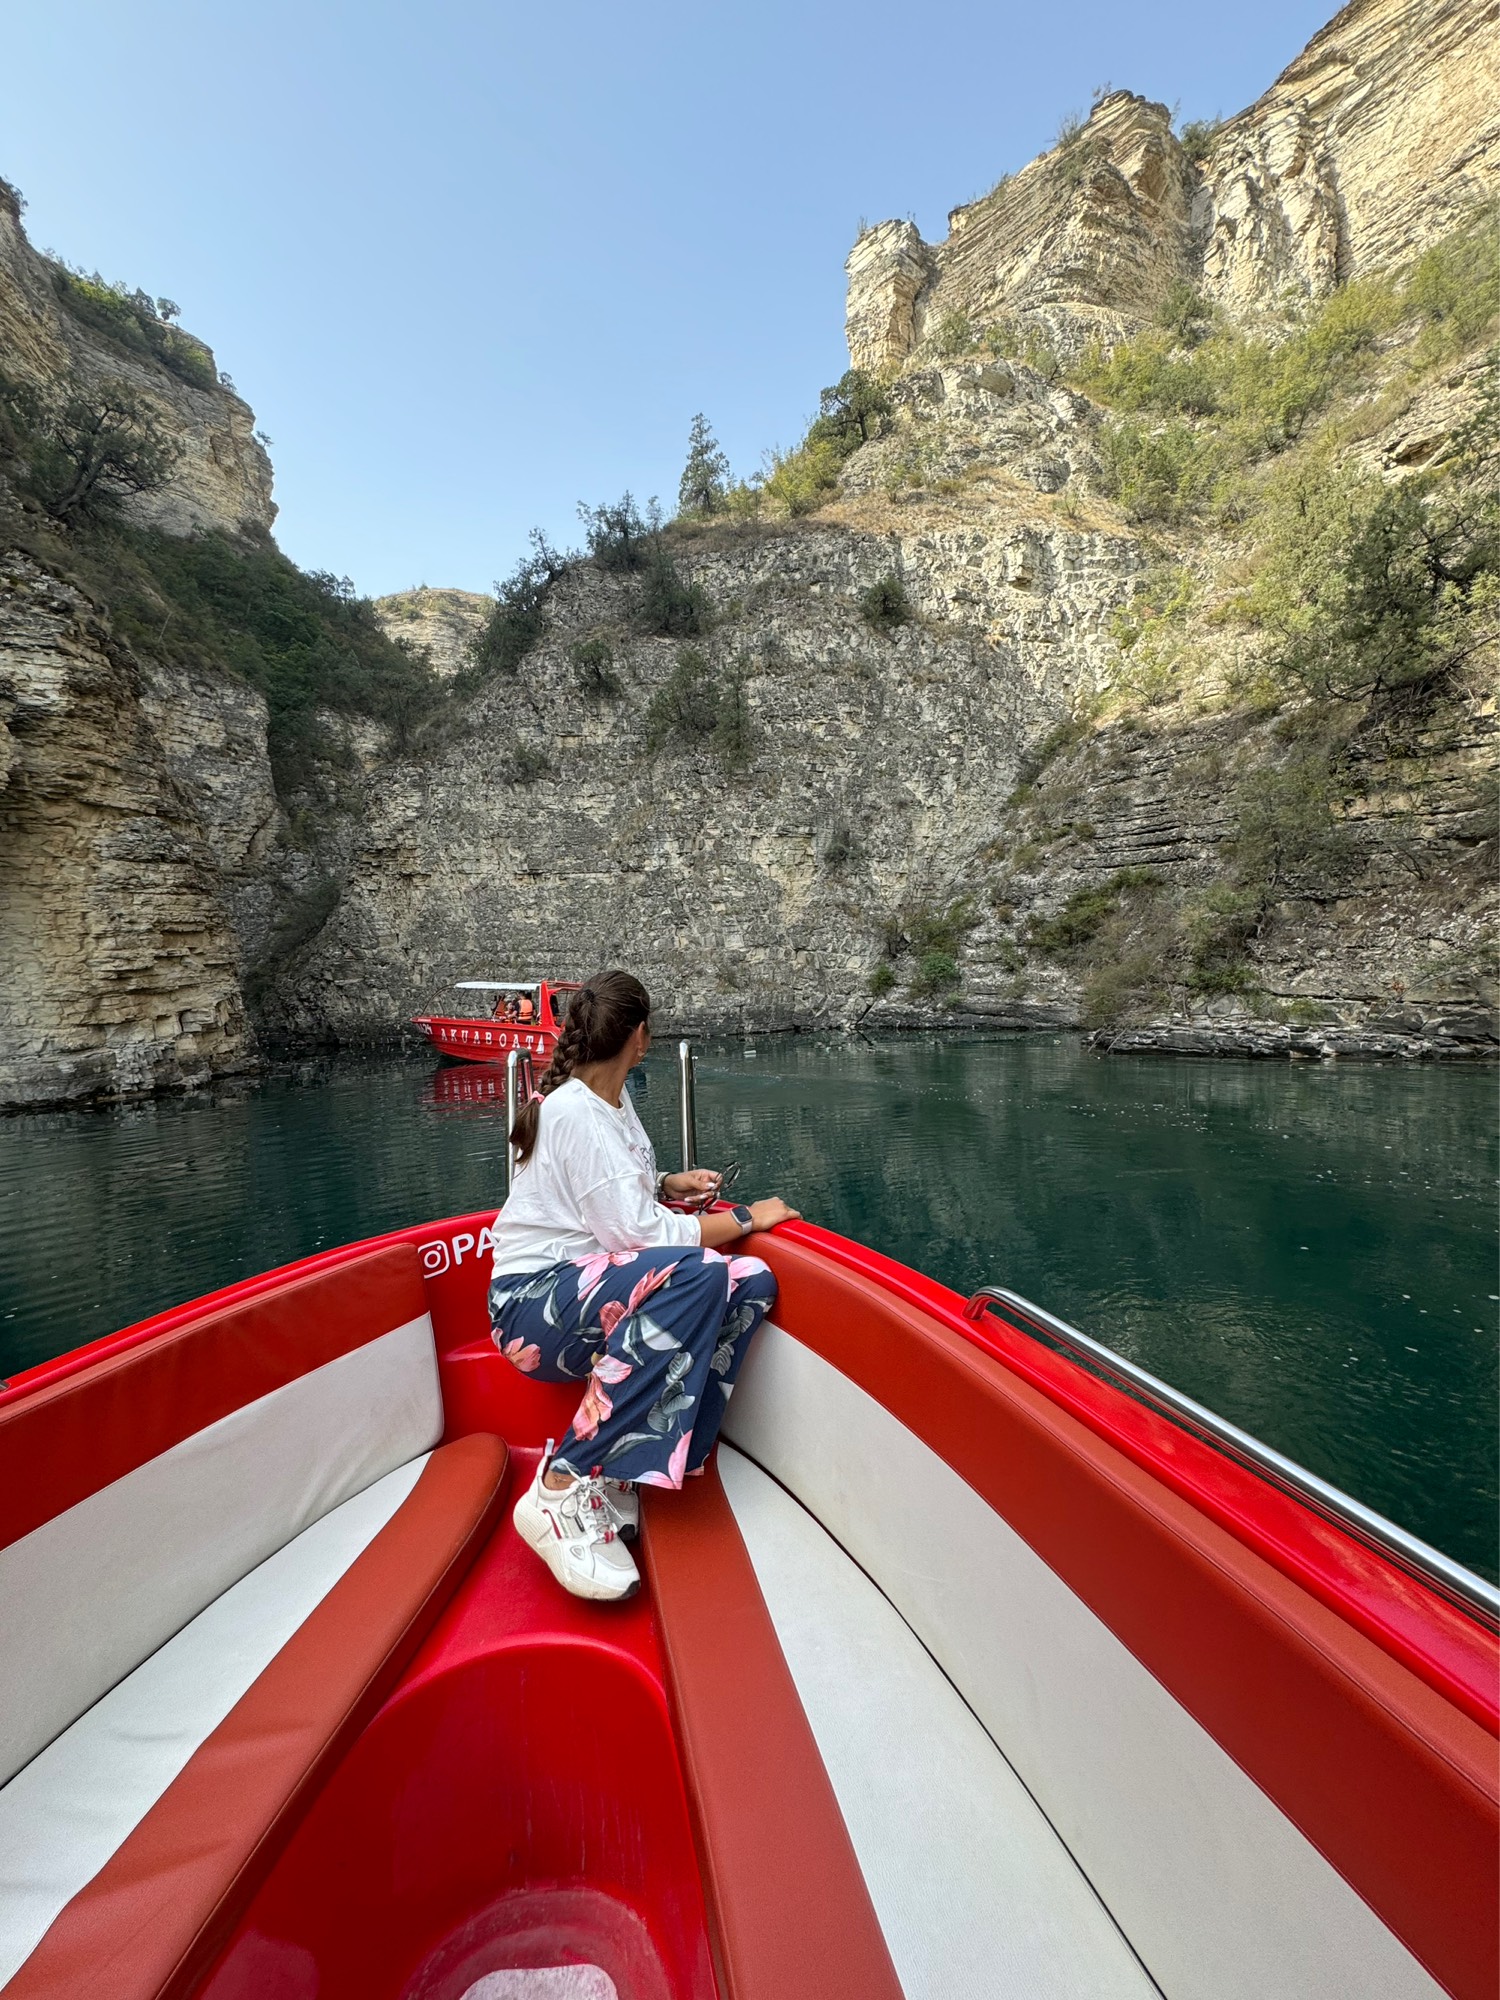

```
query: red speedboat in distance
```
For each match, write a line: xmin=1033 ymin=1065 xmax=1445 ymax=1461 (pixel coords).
xmin=412 ymin=980 xmax=581 ymax=1064
xmin=0 ymin=1055 xmax=1495 ymax=2000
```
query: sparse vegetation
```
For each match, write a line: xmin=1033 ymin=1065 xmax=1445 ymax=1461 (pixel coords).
xmin=1054 ymin=110 xmax=1101 ymax=188
xmin=570 ymin=635 xmax=620 ymax=695
xmin=910 ymin=950 xmax=961 ymax=998
xmin=644 ymin=645 xmax=718 ymax=751
xmin=933 ymin=311 xmax=980 ymax=358
xmin=861 ymin=573 xmax=911 ymax=628
xmin=641 ymin=647 xmax=754 ymax=770
xmin=763 ymin=368 xmax=891 ymax=517
xmin=807 ymin=369 xmax=891 ymax=453
xmin=635 ymin=538 xmax=711 ymax=637
xmin=579 ymin=492 xmax=651 ymax=572
xmin=1177 ymin=117 xmax=1222 ymax=166
xmin=984 ymin=318 xmax=1063 ymax=383
xmin=710 ymin=666 xmax=755 ymax=772
xmin=49 ymin=266 xmax=219 ymax=391
xmin=763 ymin=436 xmax=843 ymax=516
xmin=1156 ymin=280 xmax=1215 ymax=349
xmin=1026 ymin=868 xmax=1161 ymax=955
xmin=677 ymin=413 xmax=731 ymax=519
xmin=469 ymin=529 xmax=563 ymax=679
xmin=867 ymin=961 xmax=896 ymax=997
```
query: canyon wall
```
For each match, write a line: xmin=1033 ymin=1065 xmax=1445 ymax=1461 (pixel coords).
xmin=1 ymin=0 xmax=1494 ymax=1107
xmin=847 ymin=0 xmax=1500 ymax=370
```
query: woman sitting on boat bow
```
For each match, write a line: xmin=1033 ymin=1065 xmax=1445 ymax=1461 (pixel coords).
xmin=488 ymin=970 xmax=799 ymax=1601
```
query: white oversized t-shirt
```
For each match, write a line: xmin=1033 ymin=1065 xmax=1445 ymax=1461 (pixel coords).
xmin=488 ymin=1076 xmax=701 ymax=1278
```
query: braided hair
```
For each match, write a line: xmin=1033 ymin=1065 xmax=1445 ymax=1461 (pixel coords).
xmin=508 ymin=969 xmax=652 ymax=1165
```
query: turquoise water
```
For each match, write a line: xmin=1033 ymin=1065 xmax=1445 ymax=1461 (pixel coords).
xmin=2 ymin=1036 xmax=1495 ymax=1578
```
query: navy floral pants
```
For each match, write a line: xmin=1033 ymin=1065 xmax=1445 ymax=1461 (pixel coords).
xmin=487 ymin=1246 xmax=777 ymax=1486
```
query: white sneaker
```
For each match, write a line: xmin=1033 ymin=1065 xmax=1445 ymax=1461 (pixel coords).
xmin=513 ymin=1447 xmax=640 ymax=1602
xmin=606 ymin=1479 xmax=639 ymax=1541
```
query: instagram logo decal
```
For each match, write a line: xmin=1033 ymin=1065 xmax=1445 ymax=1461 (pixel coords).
xmin=417 ymin=1227 xmax=496 ymax=1279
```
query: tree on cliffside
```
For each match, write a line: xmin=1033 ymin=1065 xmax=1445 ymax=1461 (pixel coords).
xmin=677 ymin=414 xmax=730 ymax=518
xmin=0 ymin=377 xmax=181 ymax=524
xmin=807 ymin=369 xmax=890 ymax=453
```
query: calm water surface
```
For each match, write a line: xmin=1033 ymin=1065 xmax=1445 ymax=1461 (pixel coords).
xmin=2 ymin=1036 xmax=1495 ymax=1578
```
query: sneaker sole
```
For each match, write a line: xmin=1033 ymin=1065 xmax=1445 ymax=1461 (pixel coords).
xmin=513 ymin=1492 xmax=640 ymax=1602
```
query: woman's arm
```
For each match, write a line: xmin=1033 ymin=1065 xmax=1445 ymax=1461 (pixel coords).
xmin=698 ymin=1198 xmax=800 ymax=1248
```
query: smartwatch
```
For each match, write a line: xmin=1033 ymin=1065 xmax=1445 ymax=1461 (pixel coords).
xmin=731 ymin=1204 xmax=754 ymax=1235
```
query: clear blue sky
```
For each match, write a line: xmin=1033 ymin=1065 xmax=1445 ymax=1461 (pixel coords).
xmin=3 ymin=0 xmax=1333 ymax=597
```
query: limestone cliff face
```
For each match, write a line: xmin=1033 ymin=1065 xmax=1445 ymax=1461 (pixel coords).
xmin=267 ymin=516 xmax=1135 ymax=1039
xmin=0 ymin=553 xmax=251 ymax=1105
xmin=847 ymin=0 xmax=1500 ymax=371
xmin=2 ymin=0 xmax=1494 ymax=1109
xmin=0 ymin=185 xmax=274 ymax=538
xmin=373 ymin=587 xmax=490 ymax=679
xmin=1199 ymin=0 xmax=1500 ymax=311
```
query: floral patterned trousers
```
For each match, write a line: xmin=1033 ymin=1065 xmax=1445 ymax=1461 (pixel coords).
xmin=487 ymin=1246 xmax=778 ymax=1487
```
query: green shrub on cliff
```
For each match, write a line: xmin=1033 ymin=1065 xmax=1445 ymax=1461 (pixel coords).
xmin=1176 ymin=118 xmax=1222 ymax=165
xmin=763 ymin=436 xmax=843 ymax=516
xmin=644 ymin=646 xmax=719 ymax=751
xmin=1239 ymin=443 xmax=1498 ymax=703
xmin=49 ymin=266 xmax=219 ymax=392
xmin=909 ymin=950 xmax=961 ymax=998
xmin=762 ymin=368 xmax=891 ymax=518
xmin=861 ymin=573 xmax=911 ymax=628
xmin=579 ymin=492 xmax=651 ymax=571
xmin=82 ymin=527 xmax=439 ymax=797
xmin=1095 ymin=417 xmax=1225 ymax=524
xmin=469 ymin=530 xmax=566 ymax=678
xmin=635 ymin=540 xmax=710 ymax=637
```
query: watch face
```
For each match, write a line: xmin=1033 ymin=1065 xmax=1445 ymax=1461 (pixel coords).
xmin=733 ymin=1204 xmax=753 ymax=1228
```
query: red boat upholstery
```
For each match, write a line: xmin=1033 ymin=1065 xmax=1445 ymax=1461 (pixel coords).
xmin=730 ymin=1234 xmax=1499 ymax=2000
xmin=0 ymin=1245 xmax=508 ymax=2000
xmin=639 ymin=1468 xmax=904 ymax=2000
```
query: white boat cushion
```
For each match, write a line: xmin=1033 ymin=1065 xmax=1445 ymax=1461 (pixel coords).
xmin=0 ymin=1309 xmax=441 ymax=1788
xmin=724 ymin=1324 xmax=1448 ymax=2000
xmin=0 ymin=1456 xmax=427 ymax=1989
xmin=719 ymin=1446 xmax=1159 ymax=2000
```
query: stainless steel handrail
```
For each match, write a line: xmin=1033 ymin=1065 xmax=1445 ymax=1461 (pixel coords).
xmin=504 ymin=1048 xmax=535 ymax=1193
xmin=968 ymin=1284 xmax=1500 ymax=1626
xmin=678 ymin=1040 xmax=698 ymax=1173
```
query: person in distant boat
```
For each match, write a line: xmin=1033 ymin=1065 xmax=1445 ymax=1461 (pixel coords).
xmin=516 ymin=990 xmax=536 ymax=1026
xmin=491 ymin=995 xmax=508 ymax=1020
xmin=488 ymin=970 xmax=799 ymax=1602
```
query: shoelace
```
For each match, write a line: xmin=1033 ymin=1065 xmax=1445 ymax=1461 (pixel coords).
xmin=555 ymin=1471 xmax=617 ymax=1544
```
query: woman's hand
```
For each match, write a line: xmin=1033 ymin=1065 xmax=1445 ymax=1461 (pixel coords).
xmin=697 ymin=1193 xmax=801 ymax=1249
xmin=748 ymin=1198 xmax=800 ymax=1230
xmin=663 ymin=1169 xmax=721 ymax=1204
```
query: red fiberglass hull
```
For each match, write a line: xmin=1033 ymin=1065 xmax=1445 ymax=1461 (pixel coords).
xmin=2 ymin=1216 xmax=1495 ymax=2000
xmin=411 ymin=1016 xmax=560 ymax=1064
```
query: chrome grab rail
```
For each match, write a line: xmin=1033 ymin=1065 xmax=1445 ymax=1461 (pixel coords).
xmin=678 ymin=1040 xmax=698 ymax=1173
xmin=967 ymin=1284 xmax=1500 ymax=1627
xmin=504 ymin=1047 xmax=535 ymax=1193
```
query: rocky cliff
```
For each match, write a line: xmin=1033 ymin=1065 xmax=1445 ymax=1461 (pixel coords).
xmin=847 ymin=0 xmax=1500 ymax=368
xmin=1 ymin=0 xmax=1495 ymax=1108
xmin=0 ymin=552 xmax=250 ymax=1105
xmin=0 ymin=184 xmax=274 ymax=539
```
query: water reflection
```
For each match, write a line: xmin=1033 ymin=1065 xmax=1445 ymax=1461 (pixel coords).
xmin=1 ymin=1037 xmax=1494 ymax=1577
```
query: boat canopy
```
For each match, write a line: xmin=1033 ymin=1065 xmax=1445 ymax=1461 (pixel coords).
xmin=454 ymin=981 xmax=539 ymax=992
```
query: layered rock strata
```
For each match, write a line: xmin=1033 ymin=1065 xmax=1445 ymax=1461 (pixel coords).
xmin=846 ymin=0 xmax=1500 ymax=369
xmin=0 ymin=554 xmax=251 ymax=1106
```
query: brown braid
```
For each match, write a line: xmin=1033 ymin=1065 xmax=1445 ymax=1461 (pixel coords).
xmin=508 ymin=970 xmax=652 ymax=1165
